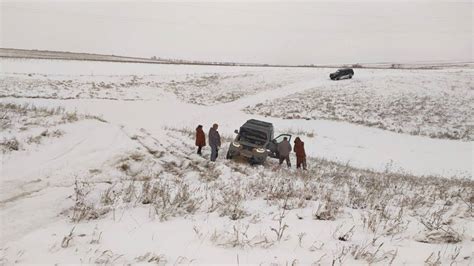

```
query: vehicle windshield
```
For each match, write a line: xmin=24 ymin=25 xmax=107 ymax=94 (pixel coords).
xmin=238 ymin=127 xmax=268 ymax=145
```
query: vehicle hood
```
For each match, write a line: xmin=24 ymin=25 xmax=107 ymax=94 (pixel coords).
xmin=238 ymin=140 xmax=266 ymax=149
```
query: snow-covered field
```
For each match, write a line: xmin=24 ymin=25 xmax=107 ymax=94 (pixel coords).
xmin=244 ymin=69 xmax=474 ymax=141
xmin=1 ymin=59 xmax=320 ymax=104
xmin=0 ymin=59 xmax=473 ymax=264
xmin=0 ymin=70 xmax=320 ymax=105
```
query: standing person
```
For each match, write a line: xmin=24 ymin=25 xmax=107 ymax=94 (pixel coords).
xmin=294 ymin=137 xmax=307 ymax=170
xmin=277 ymin=137 xmax=292 ymax=168
xmin=195 ymin=125 xmax=206 ymax=155
xmin=208 ymin=123 xmax=221 ymax=162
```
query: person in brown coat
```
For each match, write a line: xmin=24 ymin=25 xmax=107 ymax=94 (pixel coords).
xmin=195 ymin=125 xmax=206 ymax=155
xmin=293 ymin=137 xmax=307 ymax=170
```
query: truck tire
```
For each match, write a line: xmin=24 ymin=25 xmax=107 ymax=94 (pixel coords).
xmin=249 ymin=157 xmax=263 ymax=165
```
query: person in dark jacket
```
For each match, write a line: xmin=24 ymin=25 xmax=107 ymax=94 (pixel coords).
xmin=195 ymin=125 xmax=206 ymax=155
xmin=277 ymin=137 xmax=292 ymax=167
xmin=208 ymin=123 xmax=221 ymax=161
xmin=293 ymin=137 xmax=307 ymax=170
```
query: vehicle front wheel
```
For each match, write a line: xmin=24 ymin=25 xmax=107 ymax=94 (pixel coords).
xmin=249 ymin=158 xmax=264 ymax=165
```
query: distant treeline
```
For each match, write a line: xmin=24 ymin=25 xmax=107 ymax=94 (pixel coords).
xmin=1 ymin=48 xmax=472 ymax=70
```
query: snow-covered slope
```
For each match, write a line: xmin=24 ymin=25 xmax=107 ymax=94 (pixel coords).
xmin=0 ymin=59 xmax=472 ymax=264
xmin=1 ymin=59 xmax=472 ymax=177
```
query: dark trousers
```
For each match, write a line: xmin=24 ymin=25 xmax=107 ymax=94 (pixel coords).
xmin=296 ymin=157 xmax=307 ymax=170
xmin=197 ymin=146 xmax=203 ymax=155
xmin=279 ymin=155 xmax=291 ymax=167
xmin=210 ymin=145 xmax=218 ymax=161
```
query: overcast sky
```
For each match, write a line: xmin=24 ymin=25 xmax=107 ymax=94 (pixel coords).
xmin=1 ymin=1 xmax=472 ymax=65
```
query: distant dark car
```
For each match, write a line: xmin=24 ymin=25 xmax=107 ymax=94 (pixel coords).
xmin=330 ymin=68 xmax=354 ymax=80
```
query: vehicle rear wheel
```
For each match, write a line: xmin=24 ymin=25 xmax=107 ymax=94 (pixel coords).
xmin=349 ymin=75 xmax=353 ymax=79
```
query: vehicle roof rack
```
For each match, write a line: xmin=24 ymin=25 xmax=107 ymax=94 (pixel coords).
xmin=244 ymin=119 xmax=273 ymax=128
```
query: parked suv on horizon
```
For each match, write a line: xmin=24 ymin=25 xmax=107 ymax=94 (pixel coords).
xmin=330 ymin=68 xmax=354 ymax=80
xmin=226 ymin=119 xmax=292 ymax=165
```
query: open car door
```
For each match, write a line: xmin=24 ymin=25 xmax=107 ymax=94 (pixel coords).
xmin=267 ymin=134 xmax=292 ymax=158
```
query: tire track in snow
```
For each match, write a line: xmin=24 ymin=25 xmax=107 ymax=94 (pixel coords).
xmin=47 ymin=137 xmax=88 ymax=162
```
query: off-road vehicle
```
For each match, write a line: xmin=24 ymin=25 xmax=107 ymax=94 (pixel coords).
xmin=226 ymin=119 xmax=292 ymax=165
xmin=330 ymin=68 xmax=354 ymax=80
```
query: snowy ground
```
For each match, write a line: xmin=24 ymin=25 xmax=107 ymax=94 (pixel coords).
xmin=0 ymin=59 xmax=473 ymax=264
xmin=0 ymin=70 xmax=317 ymax=105
xmin=244 ymin=69 xmax=474 ymax=141
xmin=1 ymin=58 xmax=318 ymax=105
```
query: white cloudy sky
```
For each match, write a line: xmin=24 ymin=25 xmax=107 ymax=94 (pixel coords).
xmin=1 ymin=1 xmax=472 ymax=64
